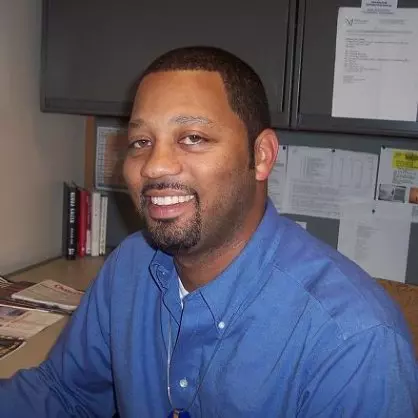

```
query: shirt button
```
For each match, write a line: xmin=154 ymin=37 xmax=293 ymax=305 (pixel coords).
xmin=157 ymin=267 xmax=167 ymax=278
xmin=218 ymin=321 xmax=225 ymax=330
xmin=179 ymin=378 xmax=188 ymax=388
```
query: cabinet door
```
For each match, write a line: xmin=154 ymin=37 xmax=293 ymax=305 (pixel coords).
xmin=41 ymin=0 xmax=296 ymax=128
xmin=292 ymin=0 xmax=418 ymax=137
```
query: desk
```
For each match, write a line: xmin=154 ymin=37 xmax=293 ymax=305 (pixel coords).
xmin=0 ymin=257 xmax=104 ymax=378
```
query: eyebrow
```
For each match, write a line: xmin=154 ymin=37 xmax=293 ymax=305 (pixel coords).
xmin=170 ymin=115 xmax=216 ymax=126
xmin=128 ymin=119 xmax=145 ymax=129
xmin=128 ymin=115 xmax=216 ymax=129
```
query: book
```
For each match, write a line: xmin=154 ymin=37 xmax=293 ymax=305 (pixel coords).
xmin=11 ymin=280 xmax=84 ymax=313
xmin=99 ymin=194 xmax=108 ymax=255
xmin=62 ymin=182 xmax=78 ymax=260
xmin=86 ymin=190 xmax=92 ymax=255
xmin=77 ymin=187 xmax=90 ymax=257
xmin=90 ymin=191 xmax=102 ymax=256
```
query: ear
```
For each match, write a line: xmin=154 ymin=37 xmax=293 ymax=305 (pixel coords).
xmin=254 ymin=129 xmax=279 ymax=181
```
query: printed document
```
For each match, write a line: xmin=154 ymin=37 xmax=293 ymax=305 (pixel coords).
xmin=332 ymin=7 xmax=418 ymax=121
xmin=282 ymin=147 xmax=378 ymax=219
xmin=338 ymin=200 xmax=411 ymax=283
xmin=268 ymin=145 xmax=288 ymax=211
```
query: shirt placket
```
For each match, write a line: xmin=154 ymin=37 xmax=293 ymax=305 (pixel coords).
xmin=168 ymin=294 xmax=215 ymax=410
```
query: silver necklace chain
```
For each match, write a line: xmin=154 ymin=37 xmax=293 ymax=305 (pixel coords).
xmin=166 ymin=315 xmax=228 ymax=413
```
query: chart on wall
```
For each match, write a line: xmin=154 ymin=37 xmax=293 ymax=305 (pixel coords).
xmin=95 ymin=126 xmax=129 ymax=192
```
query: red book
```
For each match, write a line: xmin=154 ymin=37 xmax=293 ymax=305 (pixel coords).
xmin=77 ymin=189 xmax=89 ymax=257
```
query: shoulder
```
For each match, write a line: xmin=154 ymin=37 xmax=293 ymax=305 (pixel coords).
xmin=116 ymin=231 xmax=155 ymax=256
xmin=108 ymin=231 xmax=156 ymax=266
xmin=272 ymin=216 xmax=412 ymax=343
xmin=93 ymin=232 xmax=157 ymax=288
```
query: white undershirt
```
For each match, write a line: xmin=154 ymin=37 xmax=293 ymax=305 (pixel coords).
xmin=178 ymin=277 xmax=189 ymax=307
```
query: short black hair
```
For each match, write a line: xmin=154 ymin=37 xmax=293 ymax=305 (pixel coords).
xmin=139 ymin=46 xmax=271 ymax=167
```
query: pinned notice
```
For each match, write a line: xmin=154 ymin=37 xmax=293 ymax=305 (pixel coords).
xmin=338 ymin=200 xmax=412 ymax=283
xmin=332 ymin=7 xmax=418 ymax=122
xmin=268 ymin=145 xmax=288 ymax=211
xmin=282 ymin=146 xmax=378 ymax=219
xmin=361 ymin=0 xmax=398 ymax=14
xmin=376 ymin=147 xmax=418 ymax=207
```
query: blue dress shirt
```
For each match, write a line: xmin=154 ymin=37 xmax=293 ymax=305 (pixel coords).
xmin=1 ymin=201 xmax=417 ymax=417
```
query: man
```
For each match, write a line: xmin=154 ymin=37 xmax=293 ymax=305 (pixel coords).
xmin=0 ymin=46 xmax=417 ymax=417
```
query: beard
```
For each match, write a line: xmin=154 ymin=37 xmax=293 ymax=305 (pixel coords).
xmin=137 ymin=182 xmax=202 ymax=254
xmin=135 ymin=171 xmax=257 ymax=256
xmin=142 ymin=200 xmax=202 ymax=253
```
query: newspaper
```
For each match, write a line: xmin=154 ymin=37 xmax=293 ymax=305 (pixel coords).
xmin=0 ymin=335 xmax=26 ymax=360
xmin=0 ymin=279 xmax=70 ymax=315
xmin=0 ymin=305 xmax=62 ymax=340
xmin=11 ymin=280 xmax=84 ymax=312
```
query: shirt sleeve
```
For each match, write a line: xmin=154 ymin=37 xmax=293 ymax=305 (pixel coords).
xmin=0 ymin=248 xmax=119 ymax=418
xmin=298 ymin=325 xmax=418 ymax=418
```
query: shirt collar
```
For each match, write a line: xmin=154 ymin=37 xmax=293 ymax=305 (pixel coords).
xmin=150 ymin=199 xmax=285 ymax=326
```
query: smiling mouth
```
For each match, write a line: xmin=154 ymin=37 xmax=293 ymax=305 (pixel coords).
xmin=149 ymin=195 xmax=195 ymax=206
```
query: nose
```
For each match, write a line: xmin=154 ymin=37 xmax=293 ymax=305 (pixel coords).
xmin=140 ymin=141 xmax=181 ymax=179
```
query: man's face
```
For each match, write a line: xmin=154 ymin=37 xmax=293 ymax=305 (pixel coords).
xmin=123 ymin=70 xmax=258 ymax=254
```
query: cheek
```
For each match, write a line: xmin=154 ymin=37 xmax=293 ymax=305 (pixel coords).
xmin=123 ymin=158 xmax=143 ymax=189
xmin=192 ymin=154 xmax=247 ymax=204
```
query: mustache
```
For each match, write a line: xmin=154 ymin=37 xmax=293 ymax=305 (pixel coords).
xmin=141 ymin=182 xmax=197 ymax=196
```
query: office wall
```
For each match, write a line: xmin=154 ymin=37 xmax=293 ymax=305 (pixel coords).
xmin=95 ymin=115 xmax=418 ymax=285
xmin=0 ymin=0 xmax=85 ymax=274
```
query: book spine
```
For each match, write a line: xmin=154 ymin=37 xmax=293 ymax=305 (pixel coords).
xmin=77 ymin=189 xmax=88 ymax=257
xmin=85 ymin=191 xmax=92 ymax=255
xmin=62 ymin=182 xmax=69 ymax=257
xmin=62 ymin=182 xmax=77 ymax=260
xmin=90 ymin=191 xmax=101 ymax=256
xmin=67 ymin=185 xmax=77 ymax=260
xmin=99 ymin=195 xmax=108 ymax=255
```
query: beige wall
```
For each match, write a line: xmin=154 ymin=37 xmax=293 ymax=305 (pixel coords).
xmin=0 ymin=0 xmax=85 ymax=274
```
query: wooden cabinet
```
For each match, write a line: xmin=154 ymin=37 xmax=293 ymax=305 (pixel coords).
xmin=41 ymin=0 xmax=296 ymax=128
xmin=292 ymin=0 xmax=418 ymax=137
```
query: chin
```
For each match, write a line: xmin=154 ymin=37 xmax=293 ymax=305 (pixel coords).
xmin=143 ymin=223 xmax=200 ymax=253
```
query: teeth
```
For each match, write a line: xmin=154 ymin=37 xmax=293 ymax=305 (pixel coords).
xmin=150 ymin=195 xmax=194 ymax=206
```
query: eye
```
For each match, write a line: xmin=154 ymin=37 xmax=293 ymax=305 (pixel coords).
xmin=128 ymin=138 xmax=152 ymax=150
xmin=179 ymin=134 xmax=206 ymax=146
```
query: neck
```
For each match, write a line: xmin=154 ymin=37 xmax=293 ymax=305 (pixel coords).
xmin=174 ymin=199 xmax=266 ymax=292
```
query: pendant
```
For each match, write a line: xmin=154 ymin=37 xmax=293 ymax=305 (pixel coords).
xmin=168 ymin=409 xmax=191 ymax=418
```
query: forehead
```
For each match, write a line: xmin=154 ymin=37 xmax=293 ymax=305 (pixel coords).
xmin=131 ymin=70 xmax=243 ymax=130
